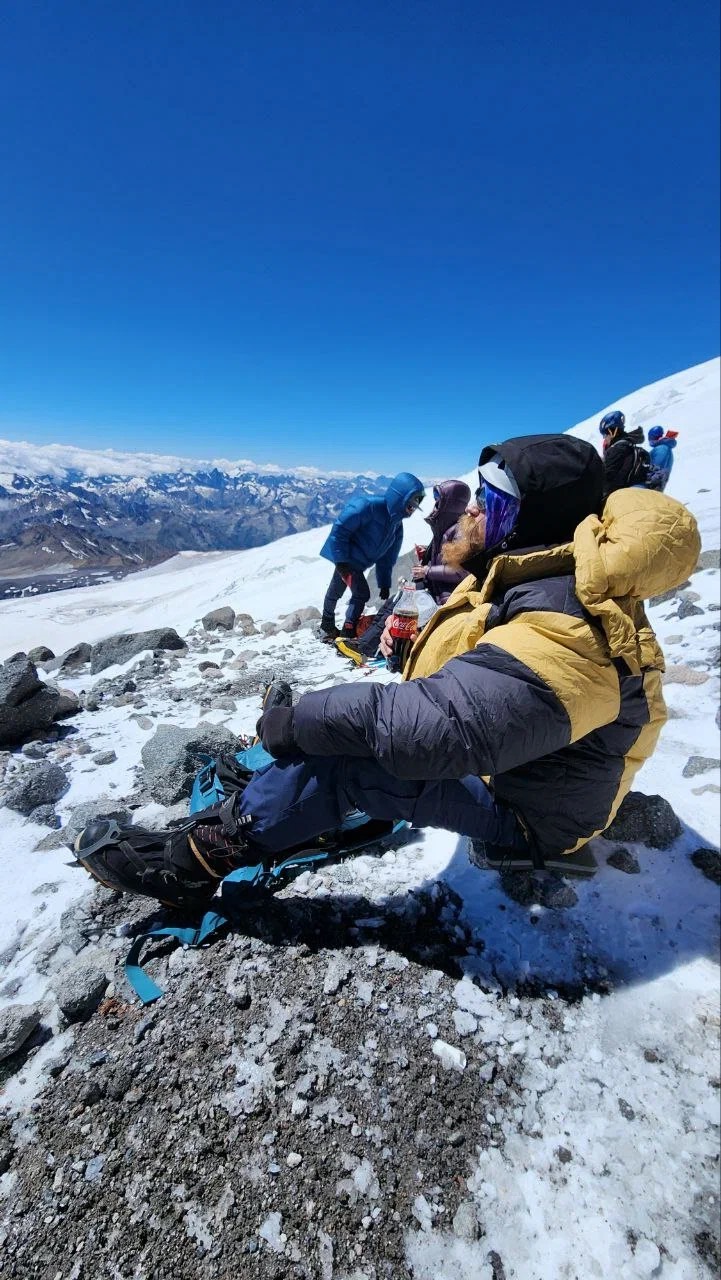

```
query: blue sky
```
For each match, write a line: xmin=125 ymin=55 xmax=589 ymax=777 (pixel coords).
xmin=0 ymin=0 xmax=718 ymax=476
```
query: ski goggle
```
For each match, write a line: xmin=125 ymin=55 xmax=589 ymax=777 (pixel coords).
xmin=432 ymin=485 xmax=441 ymax=501
xmin=405 ymin=492 xmax=425 ymax=514
xmin=483 ymin=481 xmax=521 ymax=550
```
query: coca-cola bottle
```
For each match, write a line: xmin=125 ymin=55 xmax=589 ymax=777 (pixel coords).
xmin=387 ymin=583 xmax=419 ymax=674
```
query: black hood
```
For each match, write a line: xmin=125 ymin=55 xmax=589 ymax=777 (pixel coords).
xmin=624 ymin=425 xmax=645 ymax=445
xmin=465 ymin=434 xmax=604 ymax=577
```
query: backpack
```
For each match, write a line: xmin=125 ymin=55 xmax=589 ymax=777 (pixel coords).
xmin=629 ymin=444 xmax=651 ymax=486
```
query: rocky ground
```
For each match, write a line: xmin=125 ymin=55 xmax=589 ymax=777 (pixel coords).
xmin=0 ymin=567 xmax=719 ymax=1279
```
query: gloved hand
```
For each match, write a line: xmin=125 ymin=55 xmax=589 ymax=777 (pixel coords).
xmin=379 ymin=587 xmax=390 ymax=600
xmin=257 ymin=706 xmax=297 ymax=757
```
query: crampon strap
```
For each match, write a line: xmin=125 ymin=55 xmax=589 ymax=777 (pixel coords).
xmin=123 ymin=821 xmax=406 ymax=1005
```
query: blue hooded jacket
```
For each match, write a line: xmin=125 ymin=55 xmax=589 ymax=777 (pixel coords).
xmin=648 ymin=437 xmax=676 ymax=486
xmin=320 ymin=472 xmax=424 ymax=592
xmin=649 ymin=436 xmax=676 ymax=477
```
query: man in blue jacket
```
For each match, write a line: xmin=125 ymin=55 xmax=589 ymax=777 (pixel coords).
xmin=318 ymin=472 xmax=425 ymax=641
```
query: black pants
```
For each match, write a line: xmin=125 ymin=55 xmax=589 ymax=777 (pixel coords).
xmin=322 ymin=568 xmax=371 ymax=629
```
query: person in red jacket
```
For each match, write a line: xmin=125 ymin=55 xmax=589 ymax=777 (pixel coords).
xmin=335 ymin=478 xmax=472 ymax=664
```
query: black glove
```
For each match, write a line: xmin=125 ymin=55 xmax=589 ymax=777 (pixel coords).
xmin=257 ymin=706 xmax=297 ymax=757
xmin=379 ymin=587 xmax=390 ymax=601
xmin=336 ymin=563 xmax=352 ymax=578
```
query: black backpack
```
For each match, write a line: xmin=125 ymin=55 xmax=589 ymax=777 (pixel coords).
xmin=628 ymin=444 xmax=651 ymax=486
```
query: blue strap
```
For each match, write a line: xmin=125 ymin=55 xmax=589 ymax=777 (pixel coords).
xmin=124 ymin=910 xmax=229 ymax=1005
xmin=124 ymin=819 xmax=408 ymax=1003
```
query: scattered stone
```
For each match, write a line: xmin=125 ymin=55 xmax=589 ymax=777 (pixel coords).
xmin=231 ymin=980 xmax=251 ymax=1010
xmin=618 ymin=1097 xmax=636 ymax=1121
xmin=90 ymin=628 xmax=187 ymax=675
xmin=202 ymin=606 xmax=236 ymax=632
xmin=34 ymin=828 xmax=69 ymax=852
xmin=696 ymin=548 xmax=720 ymax=572
xmin=499 ymin=870 xmax=537 ymax=906
xmin=452 ymin=1199 xmax=480 ymax=1241
xmin=141 ymin=722 xmax=239 ymax=804
xmin=682 ymin=755 xmax=720 ymax=778
xmin=662 ymin=665 xmax=710 ymax=686
xmin=0 ymin=1003 xmax=42 ymax=1062
xmin=21 ymin=741 xmax=54 ymax=759
xmin=53 ymin=688 xmax=81 ymax=720
xmin=649 ymin=580 xmax=690 ymax=607
xmin=53 ymin=956 xmax=109 ymax=1023
xmin=663 ymin=634 xmax=683 ymax=645
xmin=286 ymin=1152 xmax=303 ymax=1168
xmin=28 ymin=804 xmax=61 ymax=828
xmin=27 ymin=646 xmax=54 ymax=663
xmin=234 ymin=613 xmax=258 ymax=636
xmin=0 ymin=656 xmax=61 ymax=746
xmin=692 ymin=783 xmax=721 ymax=796
xmin=211 ymin=697 xmax=237 ymax=711
xmin=538 ymin=877 xmax=578 ymax=909
xmin=606 ymin=847 xmax=641 ymax=874
xmin=92 ymin=750 xmax=117 ymax=766
xmin=56 ymin=642 xmax=92 ymax=673
xmin=84 ymin=1155 xmax=106 ymax=1183
xmin=556 ymin=1146 xmax=573 ymax=1163
xmin=3 ymin=761 xmax=70 ymax=815
xmin=678 ymin=599 xmax=704 ymax=620
xmin=198 ymin=661 xmax=220 ymax=672
xmin=690 ymin=848 xmax=721 ymax=885
xmin=130 ymin=714 xmax=155 ymax=730
xmin=601 ymin=791 xmax=682 ymax=850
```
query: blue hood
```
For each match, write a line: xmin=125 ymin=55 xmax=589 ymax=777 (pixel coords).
xmin=385 ymin=472 xmax=425 ymax=519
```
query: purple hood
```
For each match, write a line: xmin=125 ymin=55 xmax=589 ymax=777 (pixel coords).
xmin=425 ymin=480 xmax=471 ymax=536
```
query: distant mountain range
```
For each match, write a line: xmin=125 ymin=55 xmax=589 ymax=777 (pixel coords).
xmin=0 ymin=440 xmax=390 ymax=598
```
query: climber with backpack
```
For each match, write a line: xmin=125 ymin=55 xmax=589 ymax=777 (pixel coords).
xmin=599 ymin=410 xmax=650 ymax=496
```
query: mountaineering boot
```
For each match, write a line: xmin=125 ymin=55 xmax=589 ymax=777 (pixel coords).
xmin=472 ymin=840 xmax=598 ymax=878
xmin=260 ymin=678 xmax=293 ymax=713
xmin=334 ymin=637 xmax=366 ymax=666
xmin=319 ymin=616 xmax=340 ymax=643
xmin=73 ymin=799 xmax=256 ymax=910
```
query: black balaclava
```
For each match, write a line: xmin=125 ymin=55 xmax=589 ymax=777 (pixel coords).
xmin=464 ymin=434 xmax=604 ymax=578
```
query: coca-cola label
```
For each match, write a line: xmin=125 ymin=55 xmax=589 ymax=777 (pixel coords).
xmin=390 ymin=612 xmax=416 ymax=640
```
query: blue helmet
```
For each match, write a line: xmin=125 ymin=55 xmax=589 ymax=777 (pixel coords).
xmin=599 ymin=410 xmax=625 ymax=436
xmin=648 ymin=425 xmax=665 ymax=443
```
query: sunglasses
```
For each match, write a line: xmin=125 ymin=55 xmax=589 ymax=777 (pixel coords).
xmin=474 ymin=474 xmax=487 ymax=510
xmin=405 ymin=493 xmax=424 ymax=513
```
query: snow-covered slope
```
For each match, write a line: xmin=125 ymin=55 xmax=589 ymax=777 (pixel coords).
xmin=0 ymin=359 xmax=718 ymax=1279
